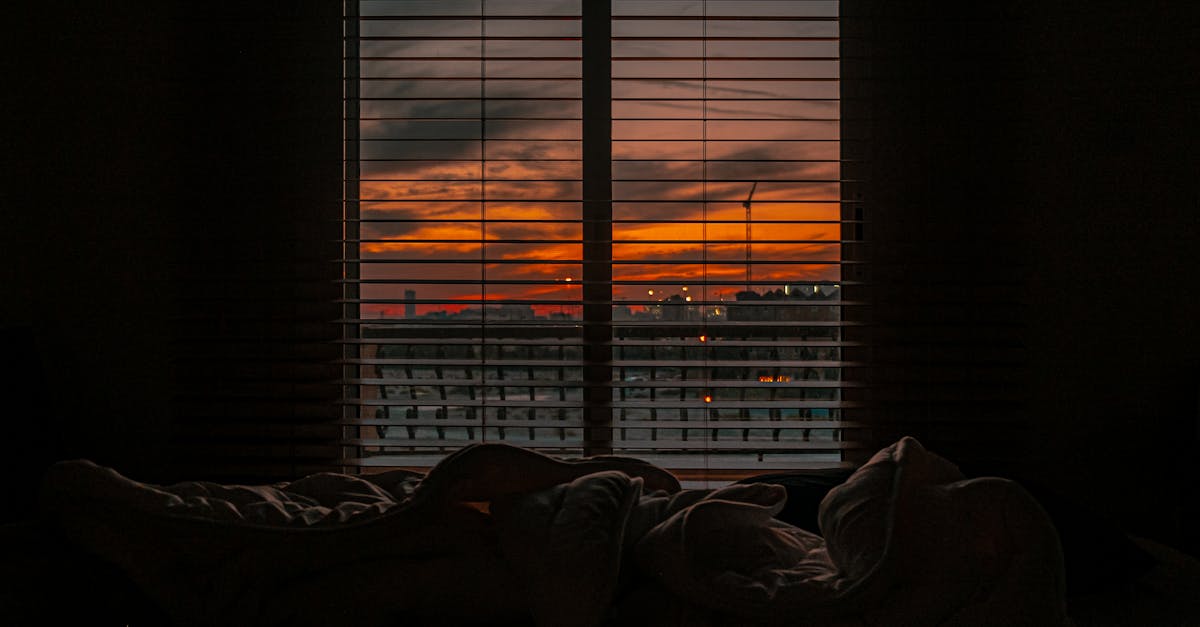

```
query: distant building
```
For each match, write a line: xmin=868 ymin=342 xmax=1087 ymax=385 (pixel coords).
xmin=727 ymin=283 xmax=840 ymax=323
xmin=404 ymin=289 xmax=416 ymax=318
xmin=657 ymin=294 xmax=701 ymax=322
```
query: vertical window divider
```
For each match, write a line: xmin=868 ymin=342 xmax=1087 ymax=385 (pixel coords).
xmin=582 ymin=0 xmax=613 ymax=456
xmin=700 ymin=0 xmax=711 ymax=481
xmin=479 ymin=0 xmax=489 ymax=446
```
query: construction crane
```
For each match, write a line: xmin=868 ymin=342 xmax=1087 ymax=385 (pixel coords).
xmin=742 ymin=181 xmax=757 ymax=293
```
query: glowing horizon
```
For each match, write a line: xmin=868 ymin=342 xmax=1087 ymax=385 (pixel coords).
xmin=356 ymin=1 xmax=840 ymax=320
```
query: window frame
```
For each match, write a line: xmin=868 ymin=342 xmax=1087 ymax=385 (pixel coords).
xmin=340 ymin=0 xmax=863 ymax=480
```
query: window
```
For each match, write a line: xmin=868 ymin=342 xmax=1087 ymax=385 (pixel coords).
xmin=341 ymin=0 xmax=859 ymax=483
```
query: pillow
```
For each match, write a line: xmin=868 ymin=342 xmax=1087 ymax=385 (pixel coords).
xmin=819 ymin=438 xmax=1073 ymax=626
xmin=957 ymin=463 xmax=1156 ymax=597
xmin=818 ymin=436 xmax=964 ymax=582
xmin=748 ymin=448 xmax=1155 ymax=597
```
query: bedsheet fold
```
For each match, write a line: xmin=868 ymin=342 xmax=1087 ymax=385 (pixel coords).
xmin=39 ymin=438 xmax=1069 ymax=626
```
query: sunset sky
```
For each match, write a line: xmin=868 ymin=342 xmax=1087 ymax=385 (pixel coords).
xmin=354 ymin=0 xmax=840 ymax=319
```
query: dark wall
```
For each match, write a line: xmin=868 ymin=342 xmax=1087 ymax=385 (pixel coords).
xmin=1019 ymin=2 xmax=1199 ymax=549
xmin=841 ymin=1 xmax=1034 ymax=466
xmin=845 ymin=0 xmax=1199 ymax=550
xmin=161 ymin=3 xmax=343 ymax=481
xmin=1 ymin=2 xmax=342 ymax=514
xmin=1 ymin=4 xmax=181 ymax=505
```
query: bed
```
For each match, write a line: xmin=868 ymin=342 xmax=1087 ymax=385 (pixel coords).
xmin=5 ymin=437 xmax=1195 ymax=626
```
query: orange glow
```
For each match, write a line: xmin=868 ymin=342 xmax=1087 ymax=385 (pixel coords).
xmin=358 ymin=96 xmax=840 ymax=312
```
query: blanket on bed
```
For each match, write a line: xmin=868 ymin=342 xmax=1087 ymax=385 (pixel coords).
xmin=39 ymin=438 xmax=1069 ymax=626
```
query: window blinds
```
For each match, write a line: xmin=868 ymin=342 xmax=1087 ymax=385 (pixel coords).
xmin=341 ymin=0 xmax=864 ymax=481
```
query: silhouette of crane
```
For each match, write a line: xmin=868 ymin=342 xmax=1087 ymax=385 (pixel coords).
xmin=742 ymin=181 xmax=757 ymax=293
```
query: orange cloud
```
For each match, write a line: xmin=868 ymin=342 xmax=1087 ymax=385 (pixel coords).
xmin=357 ymin=145 xmax=840 ymax=316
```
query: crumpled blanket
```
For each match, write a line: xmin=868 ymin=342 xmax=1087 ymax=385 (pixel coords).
xmin=39 ymin=438 xmax=1069 ymax=627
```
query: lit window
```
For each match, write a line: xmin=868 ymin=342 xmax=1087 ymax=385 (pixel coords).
xmin=342 ymin=0 xmax=847 ymax=483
